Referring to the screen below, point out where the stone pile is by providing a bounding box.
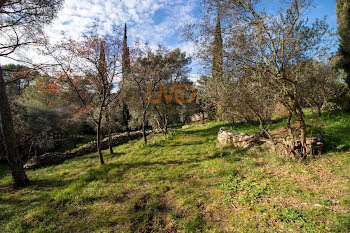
[217,128,263,148]
[217,128,324,158]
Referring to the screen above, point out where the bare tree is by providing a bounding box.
[42,25,122,164]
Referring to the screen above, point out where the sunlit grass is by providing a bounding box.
[0,113,349,232]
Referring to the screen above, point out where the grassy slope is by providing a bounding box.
[0,114,350,232]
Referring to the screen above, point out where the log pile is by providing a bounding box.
[279,137,324,159]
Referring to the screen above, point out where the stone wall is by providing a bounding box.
[24,130,148,169]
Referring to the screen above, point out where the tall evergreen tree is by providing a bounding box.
[211,13,224,119]
[212,13,223,81]
[336,0,350,89]
[122,23,131,76]
[121,23,131,132]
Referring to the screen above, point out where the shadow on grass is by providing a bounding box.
[169,141,205,147]
[309,112,350,152]
[0,177,72,224]
[0,164,10,179]
[183,123,231,137]
[0,177,73,194]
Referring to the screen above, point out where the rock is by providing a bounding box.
[182,125,191,129]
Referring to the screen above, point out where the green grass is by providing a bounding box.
[0,114,350,232]
[308,112,350,151]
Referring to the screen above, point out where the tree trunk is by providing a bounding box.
[0,65,29,188]
[106,106,114,154]
[248,104,273,142]
[163,117,168,135]
[286,111,293,137]
[316,105,322,117]
[96,121,104,164]
[201,111,205,122]
[142,112,147,144]
[257,115,273,142]
[295,104,307,158]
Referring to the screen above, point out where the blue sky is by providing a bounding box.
[7,0,339,80]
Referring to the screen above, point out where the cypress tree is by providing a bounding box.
[336,0,350,89]
[122,23,131,76]
[212,13,223,81]
[121,23,131,132]
[212,13,224,119]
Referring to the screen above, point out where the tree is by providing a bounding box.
[300,60,345,116]
[195,0,328,157]
[148,49,192,134]
[2,64,34,98]
[124,46,167,144]
[0,67,29,188]
[122,24,131,76]
[97,41,114,156]
[211,13,224,119]
[336,0,350,89]
[0,0,63,188]
[124,45,191,144]
[120,23,132,134]
[43,25,123,164]
[212,13,223,81]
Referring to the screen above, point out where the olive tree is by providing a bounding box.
[206,0,328,157]
[299,60,345,116]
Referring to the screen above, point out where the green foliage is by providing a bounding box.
[336,0,350,89]
[212,14,223,81]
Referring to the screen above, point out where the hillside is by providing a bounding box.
[1,113,350,232]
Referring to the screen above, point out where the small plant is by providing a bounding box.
[220,176,271,205]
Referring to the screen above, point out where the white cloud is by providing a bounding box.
[43,0,198,45]
[2,0,201,80]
